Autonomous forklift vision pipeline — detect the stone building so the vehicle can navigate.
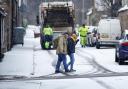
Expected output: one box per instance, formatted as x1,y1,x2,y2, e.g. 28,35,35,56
118,0,128,32
87,0,122,26
0,0,20,58
86,0,108,26
0,7,7,59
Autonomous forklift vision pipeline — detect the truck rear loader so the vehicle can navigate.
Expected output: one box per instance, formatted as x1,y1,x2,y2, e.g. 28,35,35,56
39,0,75,49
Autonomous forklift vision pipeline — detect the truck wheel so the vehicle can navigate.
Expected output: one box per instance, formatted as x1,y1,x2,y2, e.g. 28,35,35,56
41,44,44,49
22,43,24,46
41,41,45,49
96,42,100,49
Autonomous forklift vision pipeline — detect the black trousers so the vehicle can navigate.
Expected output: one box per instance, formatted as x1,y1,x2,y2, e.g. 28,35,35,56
44,35,53,42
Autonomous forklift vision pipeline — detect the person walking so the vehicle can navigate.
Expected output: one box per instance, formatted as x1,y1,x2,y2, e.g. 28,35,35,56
67,33,78,72
79,24,88,47
55,33,69,73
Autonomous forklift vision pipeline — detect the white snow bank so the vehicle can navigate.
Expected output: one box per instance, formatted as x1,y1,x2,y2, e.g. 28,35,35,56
118,5,128,12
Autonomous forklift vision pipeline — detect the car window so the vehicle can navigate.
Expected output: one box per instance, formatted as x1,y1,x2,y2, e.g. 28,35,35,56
126,34,128,40
120,34,124,39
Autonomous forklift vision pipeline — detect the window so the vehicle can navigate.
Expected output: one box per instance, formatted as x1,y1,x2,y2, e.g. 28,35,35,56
126,34,128,40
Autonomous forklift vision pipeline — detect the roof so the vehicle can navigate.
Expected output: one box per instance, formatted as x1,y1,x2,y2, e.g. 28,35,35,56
86,9,92,16
118,5,128,12
40,1,73,8
125,30,128,35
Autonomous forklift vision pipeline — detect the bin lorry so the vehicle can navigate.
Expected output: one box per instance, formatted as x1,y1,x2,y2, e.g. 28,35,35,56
39,0,75,49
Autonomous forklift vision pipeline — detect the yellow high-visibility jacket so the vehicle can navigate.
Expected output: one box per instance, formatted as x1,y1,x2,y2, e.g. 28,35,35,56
79,26,88,37
43,27,53,35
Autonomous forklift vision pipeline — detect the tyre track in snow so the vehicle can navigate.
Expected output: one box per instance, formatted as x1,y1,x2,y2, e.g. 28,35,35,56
33,47,127,77
91,78,115,89
34,45,114,76
38,48,118,78
76,48,116,74
1,48,128,81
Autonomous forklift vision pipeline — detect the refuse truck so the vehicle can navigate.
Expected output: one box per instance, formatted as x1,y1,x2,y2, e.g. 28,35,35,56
39,0,75,49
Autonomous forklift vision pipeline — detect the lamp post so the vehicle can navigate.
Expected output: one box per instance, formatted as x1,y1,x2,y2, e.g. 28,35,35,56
82,0,85,24
110,0,114,17
93,0,96,13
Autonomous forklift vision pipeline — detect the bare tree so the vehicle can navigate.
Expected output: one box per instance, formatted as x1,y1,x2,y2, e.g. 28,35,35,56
96,0,122,17
95,0,113,10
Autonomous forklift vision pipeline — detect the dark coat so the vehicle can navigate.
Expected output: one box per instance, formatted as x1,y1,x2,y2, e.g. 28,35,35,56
67,37,78,54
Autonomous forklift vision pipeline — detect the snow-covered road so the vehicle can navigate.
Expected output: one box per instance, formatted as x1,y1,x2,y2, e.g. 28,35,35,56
0,26,128,89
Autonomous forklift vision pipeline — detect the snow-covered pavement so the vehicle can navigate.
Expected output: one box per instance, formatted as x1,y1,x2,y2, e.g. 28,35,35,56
0,26,128,89
0,29,34,76
1,76,128,89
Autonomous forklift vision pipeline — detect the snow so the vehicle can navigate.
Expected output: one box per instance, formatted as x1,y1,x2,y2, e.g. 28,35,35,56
0,28,34,76
42,1,73,7
1,25,128,88
27,25,40,34
95,0,105,11
86,9,92,16
118,5,128,12
1,77,128,89
1,25,128,76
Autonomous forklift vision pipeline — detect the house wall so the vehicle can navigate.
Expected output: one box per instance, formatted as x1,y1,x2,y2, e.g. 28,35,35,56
122,0,128,6
118,0,128,32
0,0,19,53
119,10,128,32
0,8,6,54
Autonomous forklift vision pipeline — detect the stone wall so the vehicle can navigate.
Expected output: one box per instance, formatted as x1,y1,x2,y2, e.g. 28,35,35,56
0,0,19,53
119,10,128,32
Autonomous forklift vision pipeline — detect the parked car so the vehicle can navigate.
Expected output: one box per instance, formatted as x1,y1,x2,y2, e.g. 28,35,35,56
87,26,97,47
115,30,128,65
96,19,121,49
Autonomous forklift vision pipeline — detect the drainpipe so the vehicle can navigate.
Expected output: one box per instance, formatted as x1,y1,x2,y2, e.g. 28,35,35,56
0,13,1,51
82,0,85,24
16,0,18,26
110,0,114,17
11,0,14,48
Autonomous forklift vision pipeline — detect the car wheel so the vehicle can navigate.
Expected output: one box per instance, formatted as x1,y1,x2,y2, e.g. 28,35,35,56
96,42,100,49
115,54,119,62
115,48,119,62
87,37,91,46
92,42,95,47
90,38,93,47
119,59,124,65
